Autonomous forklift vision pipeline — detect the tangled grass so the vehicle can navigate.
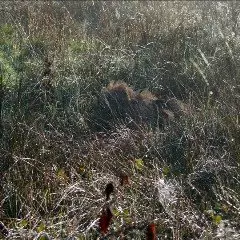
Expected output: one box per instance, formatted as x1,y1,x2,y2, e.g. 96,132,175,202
0,1,240,239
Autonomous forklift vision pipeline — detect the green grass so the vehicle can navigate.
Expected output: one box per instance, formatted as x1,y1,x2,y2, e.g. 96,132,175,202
0,1,240,239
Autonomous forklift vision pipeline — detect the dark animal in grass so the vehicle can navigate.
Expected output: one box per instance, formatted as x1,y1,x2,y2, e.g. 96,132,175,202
91,82,191,131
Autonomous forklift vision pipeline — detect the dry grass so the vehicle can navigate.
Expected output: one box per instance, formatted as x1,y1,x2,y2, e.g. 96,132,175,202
0,1,240,239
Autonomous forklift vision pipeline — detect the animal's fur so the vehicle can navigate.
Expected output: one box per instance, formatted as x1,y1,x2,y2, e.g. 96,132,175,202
91,81,190,131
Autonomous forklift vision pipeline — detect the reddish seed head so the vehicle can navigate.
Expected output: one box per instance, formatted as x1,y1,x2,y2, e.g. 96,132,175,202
146,223,157,240
99,207,113,235
120,174,130,186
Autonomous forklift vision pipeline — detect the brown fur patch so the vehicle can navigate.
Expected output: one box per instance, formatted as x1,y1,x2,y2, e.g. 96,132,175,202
105,81,136,101
91,81,191,131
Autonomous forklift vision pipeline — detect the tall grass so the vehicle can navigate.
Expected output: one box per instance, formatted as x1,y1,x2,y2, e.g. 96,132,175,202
0,1,240,239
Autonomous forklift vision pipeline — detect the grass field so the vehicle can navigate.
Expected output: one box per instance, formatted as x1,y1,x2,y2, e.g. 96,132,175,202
0,1,240,239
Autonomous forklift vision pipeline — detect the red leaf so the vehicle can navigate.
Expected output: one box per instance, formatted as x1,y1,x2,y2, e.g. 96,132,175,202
120,174,130,186
99,207,113,234
146,223,157,240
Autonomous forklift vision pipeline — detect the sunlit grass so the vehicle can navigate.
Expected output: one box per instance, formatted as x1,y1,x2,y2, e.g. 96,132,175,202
0,1,240,239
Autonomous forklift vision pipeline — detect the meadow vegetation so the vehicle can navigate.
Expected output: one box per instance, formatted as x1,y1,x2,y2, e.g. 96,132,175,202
0,1,240,239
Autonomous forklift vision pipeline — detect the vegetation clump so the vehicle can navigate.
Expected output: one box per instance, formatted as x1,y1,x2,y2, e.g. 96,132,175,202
0,1,240,239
